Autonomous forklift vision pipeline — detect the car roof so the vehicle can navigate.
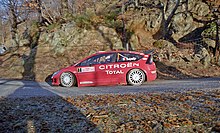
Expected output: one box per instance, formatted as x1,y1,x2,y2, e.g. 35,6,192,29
73,50,146,66
96,50,144,55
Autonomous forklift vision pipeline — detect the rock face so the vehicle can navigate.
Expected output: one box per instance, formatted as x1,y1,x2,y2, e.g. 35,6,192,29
154,40,212,69
194,45,211,68
36,0,212,52
12,0,213,53
125,0,210,46
39,23,123,55
153,40,178,62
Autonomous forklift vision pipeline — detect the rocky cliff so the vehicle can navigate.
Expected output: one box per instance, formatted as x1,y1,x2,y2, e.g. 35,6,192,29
0,0,219,81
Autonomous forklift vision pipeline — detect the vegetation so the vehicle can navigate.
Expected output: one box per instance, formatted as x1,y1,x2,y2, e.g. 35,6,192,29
203,22,217,37
0,1,220,132
74,13,93,29
0,0,219,80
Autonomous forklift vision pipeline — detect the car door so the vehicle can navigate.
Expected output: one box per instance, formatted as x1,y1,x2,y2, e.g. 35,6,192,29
94,53,118,86
75,53,117,86
75,54,99,86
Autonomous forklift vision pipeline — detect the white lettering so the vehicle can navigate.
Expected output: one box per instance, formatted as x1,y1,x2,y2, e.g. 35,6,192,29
99,63,140,70
120,64,127,68
105,70,124,75
109,71,113,74
116,70,123,74
127,62,132,67
114,64,120,69
127,57,136,61
99,65,105,70
108,64,113,69
133,63,139,67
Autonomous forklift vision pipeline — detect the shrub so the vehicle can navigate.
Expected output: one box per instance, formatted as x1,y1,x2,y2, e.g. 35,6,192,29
74,13,93,29
202,22,217,38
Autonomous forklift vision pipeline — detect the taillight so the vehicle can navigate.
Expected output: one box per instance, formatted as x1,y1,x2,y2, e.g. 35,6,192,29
146,55,153,64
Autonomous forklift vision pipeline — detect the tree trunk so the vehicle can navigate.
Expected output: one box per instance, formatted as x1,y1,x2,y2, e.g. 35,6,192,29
214,20,219,62
9,0,18,47
153,0,180,40
61,0,69,18
36,0,43,24
0,18,6,44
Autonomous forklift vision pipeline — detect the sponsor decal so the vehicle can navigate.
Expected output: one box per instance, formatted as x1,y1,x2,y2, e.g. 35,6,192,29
105,70,124,75
80,81,94,84
78,67,95,73
99,63,139,70
126,57,137,61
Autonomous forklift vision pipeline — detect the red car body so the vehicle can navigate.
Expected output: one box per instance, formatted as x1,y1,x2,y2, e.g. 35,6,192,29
51,51,156,87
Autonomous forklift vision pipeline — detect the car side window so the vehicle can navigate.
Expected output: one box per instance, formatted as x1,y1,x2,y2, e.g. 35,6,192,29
117,53,143,62
77,53,116,66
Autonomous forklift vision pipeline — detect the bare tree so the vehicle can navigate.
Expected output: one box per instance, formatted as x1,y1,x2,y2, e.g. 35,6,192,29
0,9,8,44
0,0,29,47
203,0,220,61
61,0,69,17
153,0,181,40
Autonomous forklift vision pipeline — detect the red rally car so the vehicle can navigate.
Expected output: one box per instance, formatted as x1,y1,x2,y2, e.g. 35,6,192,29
51,50,157,87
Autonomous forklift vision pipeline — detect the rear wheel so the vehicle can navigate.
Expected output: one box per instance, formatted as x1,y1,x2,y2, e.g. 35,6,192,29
60,72,76,87
127,69,145,86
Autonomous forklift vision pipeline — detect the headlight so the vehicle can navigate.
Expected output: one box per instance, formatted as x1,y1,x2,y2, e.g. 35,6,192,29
52,70,60,78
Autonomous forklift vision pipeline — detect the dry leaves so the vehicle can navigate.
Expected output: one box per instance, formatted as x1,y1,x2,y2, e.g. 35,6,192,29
0,89,219,132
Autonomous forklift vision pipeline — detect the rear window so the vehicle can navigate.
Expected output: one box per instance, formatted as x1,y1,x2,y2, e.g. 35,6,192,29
117,53,143,62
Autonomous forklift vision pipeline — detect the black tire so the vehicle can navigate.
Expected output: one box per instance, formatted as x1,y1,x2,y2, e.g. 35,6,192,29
60,72,76,87
127,69,145,86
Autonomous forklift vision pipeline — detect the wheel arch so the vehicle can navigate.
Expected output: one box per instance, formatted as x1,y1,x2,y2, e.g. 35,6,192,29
126,68,147,84
60,71,78,87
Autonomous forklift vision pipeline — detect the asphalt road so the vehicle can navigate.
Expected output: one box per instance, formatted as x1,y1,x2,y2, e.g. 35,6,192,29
0,77,220,98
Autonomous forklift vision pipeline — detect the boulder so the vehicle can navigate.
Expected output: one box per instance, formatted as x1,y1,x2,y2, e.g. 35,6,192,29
19,39,30,46
172,13,196,41
97,26,123,50
153,40,178,62
203,38,216,49
194,45,211,67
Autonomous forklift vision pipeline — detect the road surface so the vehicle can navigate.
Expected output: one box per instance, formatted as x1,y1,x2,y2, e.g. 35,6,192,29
0,77,220,98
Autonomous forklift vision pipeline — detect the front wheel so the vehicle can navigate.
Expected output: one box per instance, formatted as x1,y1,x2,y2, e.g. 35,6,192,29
60,72,76,87
127,69,145,86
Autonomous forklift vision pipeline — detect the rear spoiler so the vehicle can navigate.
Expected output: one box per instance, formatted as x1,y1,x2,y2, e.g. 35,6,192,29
143,49,155,64
143,49,154,55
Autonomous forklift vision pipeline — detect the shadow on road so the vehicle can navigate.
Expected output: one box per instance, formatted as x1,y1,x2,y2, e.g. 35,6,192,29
0,16,100,132
0,80,100,132
156,61,193,80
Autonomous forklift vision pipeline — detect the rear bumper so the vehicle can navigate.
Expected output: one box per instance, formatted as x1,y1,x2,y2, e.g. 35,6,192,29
147,70,157,81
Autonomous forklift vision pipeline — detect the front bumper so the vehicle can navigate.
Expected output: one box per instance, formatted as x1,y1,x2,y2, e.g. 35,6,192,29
51,71,61,86
52,76,60,86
